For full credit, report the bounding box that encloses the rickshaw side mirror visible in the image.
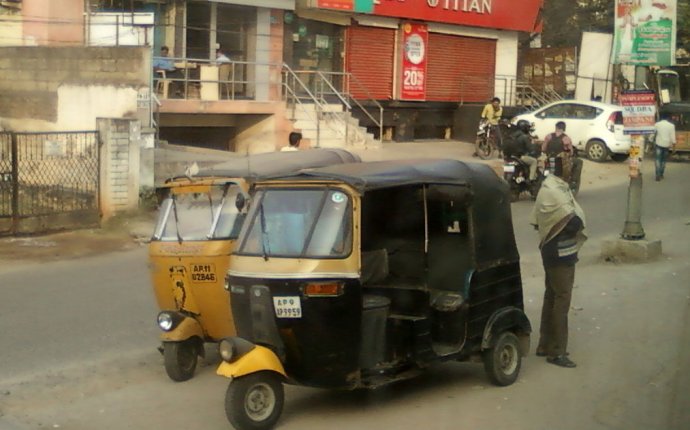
[235,192,247,211]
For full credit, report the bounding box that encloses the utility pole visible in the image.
[602,89,662,261]
[621,134,645,239]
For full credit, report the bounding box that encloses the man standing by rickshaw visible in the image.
[531,155,587,368]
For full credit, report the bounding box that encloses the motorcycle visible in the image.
[503,155,542,201]
[503,153,582,202]
[475,119,511,159]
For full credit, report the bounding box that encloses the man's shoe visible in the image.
[656,176,661,181]
[537,350,568,357]
[547,355,576,368]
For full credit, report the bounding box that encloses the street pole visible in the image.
[621,134,645,240]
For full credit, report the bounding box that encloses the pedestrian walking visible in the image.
[531,155,587,368]
[653,112,676,181]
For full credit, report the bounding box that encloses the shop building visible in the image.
[291,0,544,140]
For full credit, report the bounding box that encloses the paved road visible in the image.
[1,143,689,430]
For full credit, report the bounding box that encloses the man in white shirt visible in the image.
[216,49,231,64]
[281,132,302,152]
[653,112,676,181]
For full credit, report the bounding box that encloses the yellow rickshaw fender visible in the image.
[216,345,286,379]
[160,316,204,342]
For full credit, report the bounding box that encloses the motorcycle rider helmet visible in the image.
[517,119,531,133]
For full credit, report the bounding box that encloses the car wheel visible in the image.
[585,140,608,162]
[610,153,629,162]
[163,339,199,382]
[225,372,284,430]
[483,331,522,386]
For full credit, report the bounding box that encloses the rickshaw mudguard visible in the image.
[160,316,205,342]
[216,345,286,379]
[481,307,532,356]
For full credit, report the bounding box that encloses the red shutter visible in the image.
[346,25,395,100]
[426,33,496,103]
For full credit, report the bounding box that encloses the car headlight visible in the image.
[157,312,174,331]
[219,338,236,362]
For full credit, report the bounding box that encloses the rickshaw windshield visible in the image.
[237,188,352,258]
[153,184,243,241]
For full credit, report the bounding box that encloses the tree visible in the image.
[677,0,690,53]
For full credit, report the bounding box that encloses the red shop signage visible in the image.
[373,0,543,33]
[400,23,428,101]
[317,0,353,10]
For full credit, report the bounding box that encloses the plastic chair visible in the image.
[155,70,170,99]
[218,63,232,99]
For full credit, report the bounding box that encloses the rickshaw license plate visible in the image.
[273,296,302,318]
[503,164,515,173]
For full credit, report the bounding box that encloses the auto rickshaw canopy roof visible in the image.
[193,148,361,179]
[283,158,499,191]
[275,159,519,269]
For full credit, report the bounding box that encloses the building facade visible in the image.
[0,0,543,148]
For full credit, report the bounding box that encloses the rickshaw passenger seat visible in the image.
[361,249,389,285]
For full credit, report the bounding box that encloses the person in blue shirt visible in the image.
[153,46,183,96]
[153,46,176,73]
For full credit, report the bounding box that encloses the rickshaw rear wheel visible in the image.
[163,339,199,382]
[225,371,284,430]
[483,331,521,387]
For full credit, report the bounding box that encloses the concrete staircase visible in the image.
[289,102,379,149]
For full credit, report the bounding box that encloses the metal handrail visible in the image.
[151,92,161,141]
[282,66,378,147]
[304,70,384,143]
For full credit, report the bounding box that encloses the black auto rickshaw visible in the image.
[216,159,531,430]
[150,149,360,381]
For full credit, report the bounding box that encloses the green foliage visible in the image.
[678,0,690,52]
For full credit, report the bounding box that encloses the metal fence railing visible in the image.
[0,131,100,235]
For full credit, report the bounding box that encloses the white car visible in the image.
[512,100,631,162]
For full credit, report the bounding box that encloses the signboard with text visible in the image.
[372,0,543,33]
[317,0,353,10]
[613,0,677,66]
[400,23,428,101]
[316,0,374,12]
[620,90,657,135]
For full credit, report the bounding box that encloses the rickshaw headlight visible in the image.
[219,338,236,362]
[157,312,174,332]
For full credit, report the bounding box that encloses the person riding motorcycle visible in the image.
[505,120,539,181]
[541,122,582,194]
[541,121,574,156]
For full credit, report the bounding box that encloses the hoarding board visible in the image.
[613,0,677,66]
[400,22,428,101]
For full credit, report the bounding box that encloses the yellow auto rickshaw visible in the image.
[216,159,531,430]
[149,149,360,381]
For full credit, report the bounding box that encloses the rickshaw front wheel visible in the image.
[225,371,284,430]
[163,339,199,382]
[482,331,521,387]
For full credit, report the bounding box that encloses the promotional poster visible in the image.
[613,0,677,65]
[400,23,429,100]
